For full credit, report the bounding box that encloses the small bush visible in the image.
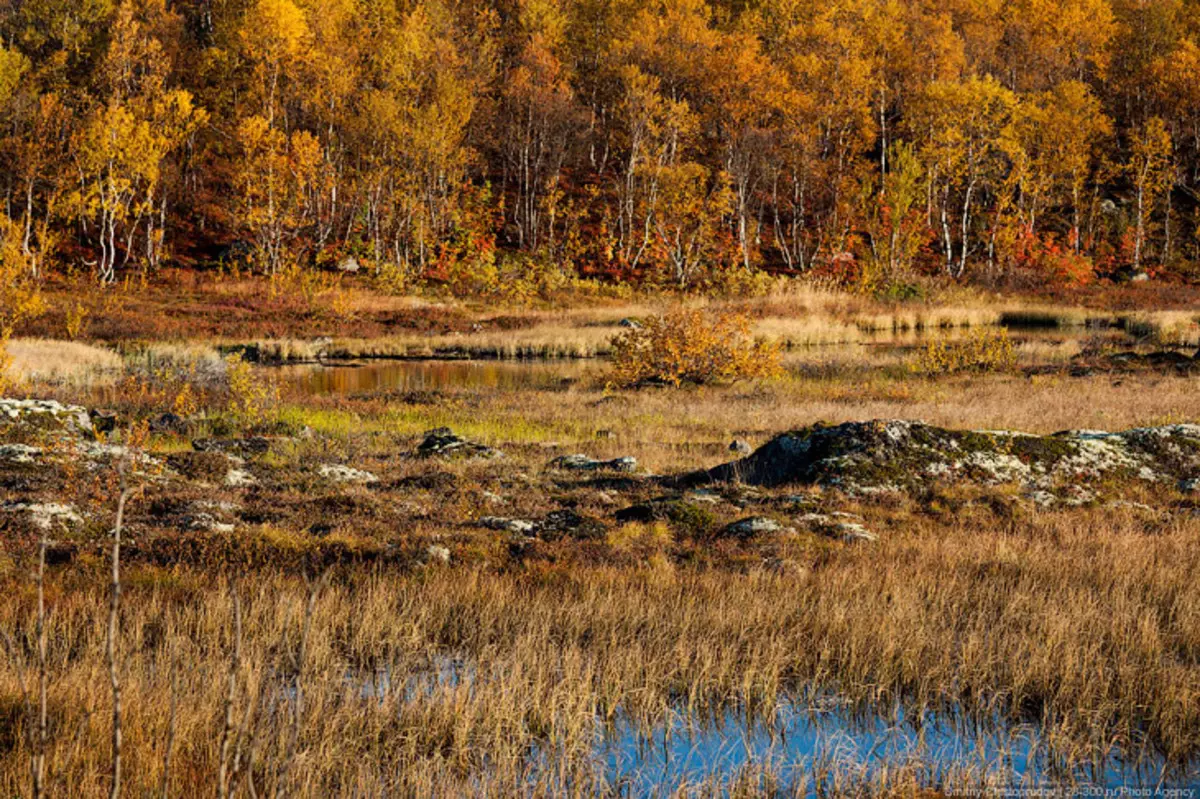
[607,308,783,387]
[911,329,1016,376]
[224,354,277,423]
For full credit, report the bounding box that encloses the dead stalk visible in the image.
[108,464,131,799]
[159,659,178,799]
[33,531,47,799]
[217,581,242,799]
[273,572,325,798]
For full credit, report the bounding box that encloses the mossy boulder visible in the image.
[682,420,1200,496]
[0,398,93,439]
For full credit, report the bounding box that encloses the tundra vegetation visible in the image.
[3,0,1200,793]
[1,291,1199,795]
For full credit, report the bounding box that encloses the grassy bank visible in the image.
[11,274,1200,367]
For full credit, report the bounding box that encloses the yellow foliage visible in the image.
[0,215,47,393]
[607,308,783,387]
[224,354,277,423]
[64,301,89,340]
[0,331,13,396]
[910,329,1016,376]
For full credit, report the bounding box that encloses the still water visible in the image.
[356,660,1199,794]
[276,358,596,395]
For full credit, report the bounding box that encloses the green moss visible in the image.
[666,502,717,538]
[1008,434,1080,464]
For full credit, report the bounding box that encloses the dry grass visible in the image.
[2,340,124,387]
[0,505,1197,795]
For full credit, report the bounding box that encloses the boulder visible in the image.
[0,398,93,436]
[337,256,360,273]
[550,454,637,473]
[319,464,379,484]
[150,412,188,434]
[3,501,83,531]
[89,409,119,434]
[417,428,501,459]
[614,496,715,536]
[720,516,783,539]
[795,512,877,543]
[478,516,537,534]
[729,439,752,455]
[682,419,1200,497]
[0,444,41,464]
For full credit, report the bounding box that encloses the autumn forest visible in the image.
[2,0,1200,295]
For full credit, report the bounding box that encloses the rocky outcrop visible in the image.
[2,501,84,531]
[0,398,93,436]
[683,419,1200,496]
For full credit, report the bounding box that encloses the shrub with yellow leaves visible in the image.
[910,328,1016,376]
[224,354,277,423]
[607,308,783,387]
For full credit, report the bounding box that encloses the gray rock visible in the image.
[193,437,270,457]
[225,468,257,488]
[618,318,642,329]
[479,516,537,534]
[683,419,1200,499]
[721,516,783,539]
[729,439,752,455]
[337,256,360,273]
[319,464,378,484]
[1180,478,1200,494]
[3,501,83,531]
[796,513,877,542]
[417,428,502,459]
[426,544,451,564]
[0,444,41,464]
[550,454,637,473]
[0,398,92,435]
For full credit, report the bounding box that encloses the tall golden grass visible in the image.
[1,503,1197,795]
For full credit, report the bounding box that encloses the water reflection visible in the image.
[350,660,1197,793]
[600,700,1190,794]
[277,359,593,395]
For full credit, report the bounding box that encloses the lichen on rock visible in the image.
[682,420,1200,499]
